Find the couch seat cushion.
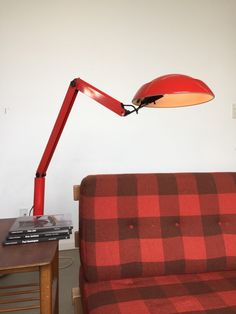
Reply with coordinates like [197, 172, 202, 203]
[81, 270, 236, 314]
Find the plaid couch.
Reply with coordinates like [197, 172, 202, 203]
[79, 172, 236, 313]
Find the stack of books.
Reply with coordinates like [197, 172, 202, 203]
[3, 214, 73, 245]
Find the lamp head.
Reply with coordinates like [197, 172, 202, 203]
[132, 74, 214, 108]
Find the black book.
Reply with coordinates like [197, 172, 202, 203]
[3, 234, 70, 246]
[8, 214, 73, 235]
[7, 229, 71, 240]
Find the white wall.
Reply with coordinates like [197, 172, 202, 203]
[1, 0, 236, 248]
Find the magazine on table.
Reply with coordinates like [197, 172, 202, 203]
[8, 214, 73, 234]
[3, 234, 70, 246]
[7, 228, 72, 240]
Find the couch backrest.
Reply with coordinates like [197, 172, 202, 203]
[79, 172, 236, 282]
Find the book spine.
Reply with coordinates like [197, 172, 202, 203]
[3, 235, 70, 245]
[7, 231, 70, 240]
[9, 226, 72, 235]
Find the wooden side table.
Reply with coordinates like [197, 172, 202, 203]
[0, 218, 59, 313]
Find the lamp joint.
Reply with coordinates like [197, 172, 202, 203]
[122, 104, 139, 116]
[36, 172, 46, 178]
[70, 79, 77, 88]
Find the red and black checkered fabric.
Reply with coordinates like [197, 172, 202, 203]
[81, 270, 236, 313]
[79, 172, 236, 283]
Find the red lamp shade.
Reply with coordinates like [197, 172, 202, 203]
[132, 74, 215, 108]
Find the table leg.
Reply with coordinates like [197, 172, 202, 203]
[40, 263, 52, 314]
[52, 246, 59, 314]
[39, 246, 59, 314]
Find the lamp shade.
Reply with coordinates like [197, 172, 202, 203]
[132, 74, 214, 108]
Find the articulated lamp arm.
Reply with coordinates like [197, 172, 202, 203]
[33, 78, 128, 215]
[33, 74, 214, 216]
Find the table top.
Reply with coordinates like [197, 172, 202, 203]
[0, 218, 58, 271]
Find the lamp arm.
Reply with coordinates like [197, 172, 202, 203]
[33, 78, 127, 215]
[76, 78, 127, 116]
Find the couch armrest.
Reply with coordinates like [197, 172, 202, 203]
[72, 287, 82, 314]
[73, 185, 80, 201]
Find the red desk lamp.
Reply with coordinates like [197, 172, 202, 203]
[33, 74, 214, 215]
